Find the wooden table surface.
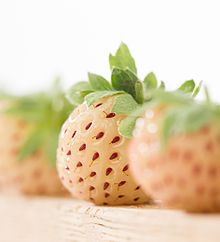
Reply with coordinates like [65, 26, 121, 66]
[1, 195, 220, 242]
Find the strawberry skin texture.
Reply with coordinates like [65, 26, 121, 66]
[0, 109, 67, 196]
[129, 107, 220, 212]
[57, 96, 149, 205]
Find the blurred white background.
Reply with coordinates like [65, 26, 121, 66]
[0, 0, 220, 100]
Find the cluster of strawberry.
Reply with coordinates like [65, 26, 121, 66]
[57, 43, 220, 212]
[1, 43, 219, 213]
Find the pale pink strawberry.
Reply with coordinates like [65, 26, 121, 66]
[57, 96, 150, 205]
[129, 105, 220, 212]
[0, 111, 67, 196]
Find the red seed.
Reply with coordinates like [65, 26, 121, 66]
[92, 152, 99, 161]
[72, 131, 77, 138]
[192, 164, 202, 176]
[109, 152, 118, 160]
[89, 186, 95, 191]
[135, 186, 140, 190]
[111, 136, 120, 144]
[96, 132, 104, 139]
[122, 165, 129, 172]
[205, 141, 214, 152]
[208, 166, 217, 178]
[76, 162, 83, 167]
[95, 103, 102, 108]
[196, 185, 205, 195]
[103, 182, 110, 190]
[32, 169, 42, 179]
[134, 197, 140, 202]
[106, 113, 116, 118]
[65, 166, 70, 170]
[85, 122, 92, 130]
[103, 202, 108, 205]
[66, 150, 71, 156]
[118, 195, 124, 198]
[90, 172, 96, 177]
[79, 144, 86, 151]
[64, 129, 67, 134]
[90, 197, 94, 201]
[106, 167, 113, 176]
[105, 193, 110, 198]
[118, 181, 126, 187]
[78, 177, 83, 182]
[163, 175, 173, 185]
[183, 150, 193, 161]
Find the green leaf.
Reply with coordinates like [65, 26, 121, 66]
[152, 90, 193, 106]
[143, 72, 158, 90]
[135, 81, 144, 104]
[192, 81, 203, 98]
[159, 81, 166, 90]
[18, 128, 45, 161]
[112, 94, 138, 115]
[118, 102, 152, 138]
[85, 90, 123, 106]
[111, 68, 137, 100]
[88, 73, 112, 91]
[66, 82, 93, 106]
[161, 104, 214, 146]
[119, 116, 138, 138]
[178, 80, 195, 94]
[109, 42, 137, 74]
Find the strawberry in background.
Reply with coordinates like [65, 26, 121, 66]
[0, 79, 72, 196]
[127, 85, 220, 212]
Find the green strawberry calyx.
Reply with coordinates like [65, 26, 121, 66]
[66, 42, 201, 139]
[0, 78, 73, 166]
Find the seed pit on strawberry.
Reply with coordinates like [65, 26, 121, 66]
[85, 122, 92, 130]
[72, 131, 77, 138]
[95, 103, 103, 108]
[110, 136, 120, 144]
[182, 150, 193, 161]
[92, 152, 99, 161]
[192, 164, 202, 176]
[118, 181, 126, 187]
[105, 167, 113, 176]
[134, 197, 140, 202]
[78, 177, 84, 183]
[205, 141, 214, 152]
[66, 150, 71, 156]
[163, 175, 174, 186]
[208, 166, 217, 178]
[135, 186, 140, 190]
[90, 171, 96, 177]
[95, 132, 104, 139]
[118, 195, 124, 198]
[76, 162, 83, 168]
[103, 182, 110, 190]
[106, 112, 116, 118]
[109, 152, 118, 160]
[79, 144, 86, 151]
[104, 192, 110, 198]
[122, 164, 129, 172]
[89, 186, 95, 191]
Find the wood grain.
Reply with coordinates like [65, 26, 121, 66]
[1, 195, 220, 242]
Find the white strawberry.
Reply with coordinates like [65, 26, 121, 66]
[128, 90, 220, 212]
[57, 96, 149, 205]
[57, 43, 154, 205]
[0, 80, 71, 196]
